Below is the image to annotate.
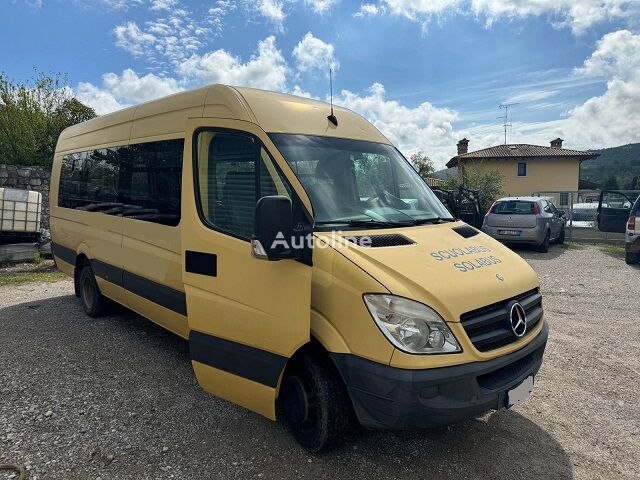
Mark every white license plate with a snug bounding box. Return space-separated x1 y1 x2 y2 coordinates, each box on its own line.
498 229 521 236
507 376 534 408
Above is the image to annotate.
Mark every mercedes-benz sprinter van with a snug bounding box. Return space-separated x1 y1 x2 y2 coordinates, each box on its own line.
50 85 547 451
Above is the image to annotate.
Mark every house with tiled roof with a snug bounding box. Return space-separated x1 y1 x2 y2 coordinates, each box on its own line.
446 138 599 197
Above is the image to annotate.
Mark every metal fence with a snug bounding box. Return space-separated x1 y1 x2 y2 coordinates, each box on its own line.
533 190 640 243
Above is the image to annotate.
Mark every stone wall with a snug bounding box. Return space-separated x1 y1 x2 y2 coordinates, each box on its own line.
0 164 51 229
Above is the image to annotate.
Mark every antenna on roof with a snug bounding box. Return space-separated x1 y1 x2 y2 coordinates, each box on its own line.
498 103 518 144
327 68 338 126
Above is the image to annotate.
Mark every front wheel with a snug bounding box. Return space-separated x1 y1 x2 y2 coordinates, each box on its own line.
280 352 353 452
625 251 640 264
78 264 108 317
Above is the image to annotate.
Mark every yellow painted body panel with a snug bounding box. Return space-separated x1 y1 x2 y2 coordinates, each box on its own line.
50 84 545 423
461 157 581 196
192 361 277 420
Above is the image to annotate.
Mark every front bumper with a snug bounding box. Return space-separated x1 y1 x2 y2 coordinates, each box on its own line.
482 225 545 244
331 322 548 430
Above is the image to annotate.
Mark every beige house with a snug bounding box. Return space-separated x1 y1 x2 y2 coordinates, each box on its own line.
446 138 599 197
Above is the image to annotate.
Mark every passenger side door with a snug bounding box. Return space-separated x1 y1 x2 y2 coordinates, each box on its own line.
181 119 313 420
597 191 634 233
546 200 563 237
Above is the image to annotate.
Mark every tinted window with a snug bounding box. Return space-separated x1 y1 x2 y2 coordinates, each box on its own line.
517 162 527 176
58 139 184 226
493 201 536 214
195 131 291 239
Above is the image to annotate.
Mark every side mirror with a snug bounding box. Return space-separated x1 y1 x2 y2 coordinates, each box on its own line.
251 195 295 260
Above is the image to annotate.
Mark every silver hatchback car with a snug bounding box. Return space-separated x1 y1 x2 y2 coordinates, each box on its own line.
482 197 566 252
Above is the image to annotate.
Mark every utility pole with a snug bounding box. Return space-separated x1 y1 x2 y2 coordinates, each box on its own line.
498 103 519 144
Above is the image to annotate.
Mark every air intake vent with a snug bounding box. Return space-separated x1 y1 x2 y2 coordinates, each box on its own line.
344 234 415 248
452 224 480 238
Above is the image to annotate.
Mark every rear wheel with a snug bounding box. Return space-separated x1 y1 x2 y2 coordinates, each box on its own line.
625 251 640 265
78 264 107 317
280 351 352 452
537 230 550 253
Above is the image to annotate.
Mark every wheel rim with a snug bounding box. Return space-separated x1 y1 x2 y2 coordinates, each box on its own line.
81 274 94 309
283 374 320 432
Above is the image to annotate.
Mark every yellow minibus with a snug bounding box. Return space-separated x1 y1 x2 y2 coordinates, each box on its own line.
50 85 547 451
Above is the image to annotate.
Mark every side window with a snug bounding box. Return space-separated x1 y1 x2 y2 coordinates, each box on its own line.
196 131 291 240
559 192 569 206
119 140 184 226
57 139 183 226
517 162 527 177
59 152 88 209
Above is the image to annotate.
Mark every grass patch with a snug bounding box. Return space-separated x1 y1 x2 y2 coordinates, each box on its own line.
559 242 586 250
599 245 626 256
0 259 68 286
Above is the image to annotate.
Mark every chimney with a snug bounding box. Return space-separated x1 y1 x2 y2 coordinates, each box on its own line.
457 138 469 155
550 137 563 148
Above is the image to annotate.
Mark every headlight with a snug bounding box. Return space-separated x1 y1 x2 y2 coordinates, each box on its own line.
363 294 461 354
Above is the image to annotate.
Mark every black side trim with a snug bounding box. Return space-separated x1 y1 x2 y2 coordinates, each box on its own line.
123 270 187 316
91 259 124 287
452 224 480 239
185 250 217 277
189 331 288 388
51 242 76 266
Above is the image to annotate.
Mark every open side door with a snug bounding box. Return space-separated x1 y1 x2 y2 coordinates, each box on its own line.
456 187 482 228
181 118 313 420
431 187 458 218
597 190 633 233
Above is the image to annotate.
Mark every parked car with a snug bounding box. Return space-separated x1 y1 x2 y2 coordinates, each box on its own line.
599 191 640 264
431 186 483 228
569 202 598 229
482 197 566 252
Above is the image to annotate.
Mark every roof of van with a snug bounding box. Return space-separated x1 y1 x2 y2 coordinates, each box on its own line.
56 84 391 153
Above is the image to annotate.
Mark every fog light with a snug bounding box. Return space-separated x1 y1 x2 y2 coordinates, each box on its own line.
427 330 445 349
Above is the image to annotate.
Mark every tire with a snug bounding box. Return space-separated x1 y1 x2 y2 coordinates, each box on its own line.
78 264 108 317
625 251 640 265
280 351 352 452
556 225 565 245
537 230 550 253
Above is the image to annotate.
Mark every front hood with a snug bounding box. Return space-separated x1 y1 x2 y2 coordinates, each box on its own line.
315 221 539 323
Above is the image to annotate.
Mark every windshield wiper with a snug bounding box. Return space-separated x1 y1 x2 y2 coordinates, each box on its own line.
413 217 456 225
315 219 416 228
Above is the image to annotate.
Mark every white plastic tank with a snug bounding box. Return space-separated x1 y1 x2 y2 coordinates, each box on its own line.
0 187 42 234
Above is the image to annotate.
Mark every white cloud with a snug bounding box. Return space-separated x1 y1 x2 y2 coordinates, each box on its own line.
336 83 459 164
75 69 183 115
292 32 339 73
249 0 287 28
304 0 339 14
100 0 144 10
150 0 178 11
178 36 289 91
354 3 380 17
382 0 640 35
114 21 156 57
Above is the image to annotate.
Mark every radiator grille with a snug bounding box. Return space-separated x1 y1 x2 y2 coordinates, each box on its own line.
461 289 543 352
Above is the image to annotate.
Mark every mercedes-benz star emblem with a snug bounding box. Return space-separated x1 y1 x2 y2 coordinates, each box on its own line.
509 302 527 337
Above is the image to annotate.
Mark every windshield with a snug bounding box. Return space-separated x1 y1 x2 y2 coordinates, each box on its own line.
269 134 453 229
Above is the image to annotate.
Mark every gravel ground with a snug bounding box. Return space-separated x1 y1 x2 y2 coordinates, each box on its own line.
0 244 638 480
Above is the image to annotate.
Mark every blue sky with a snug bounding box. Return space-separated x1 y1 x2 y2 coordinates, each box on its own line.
3 0 639 167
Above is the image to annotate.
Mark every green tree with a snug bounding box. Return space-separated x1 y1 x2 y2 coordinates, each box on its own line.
444 165 505 213
603 175 619 190
409 151 435 178
0 71 96 167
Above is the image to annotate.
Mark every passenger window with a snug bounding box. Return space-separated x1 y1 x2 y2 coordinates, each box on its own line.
196 131 290 240
58 139 183 226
